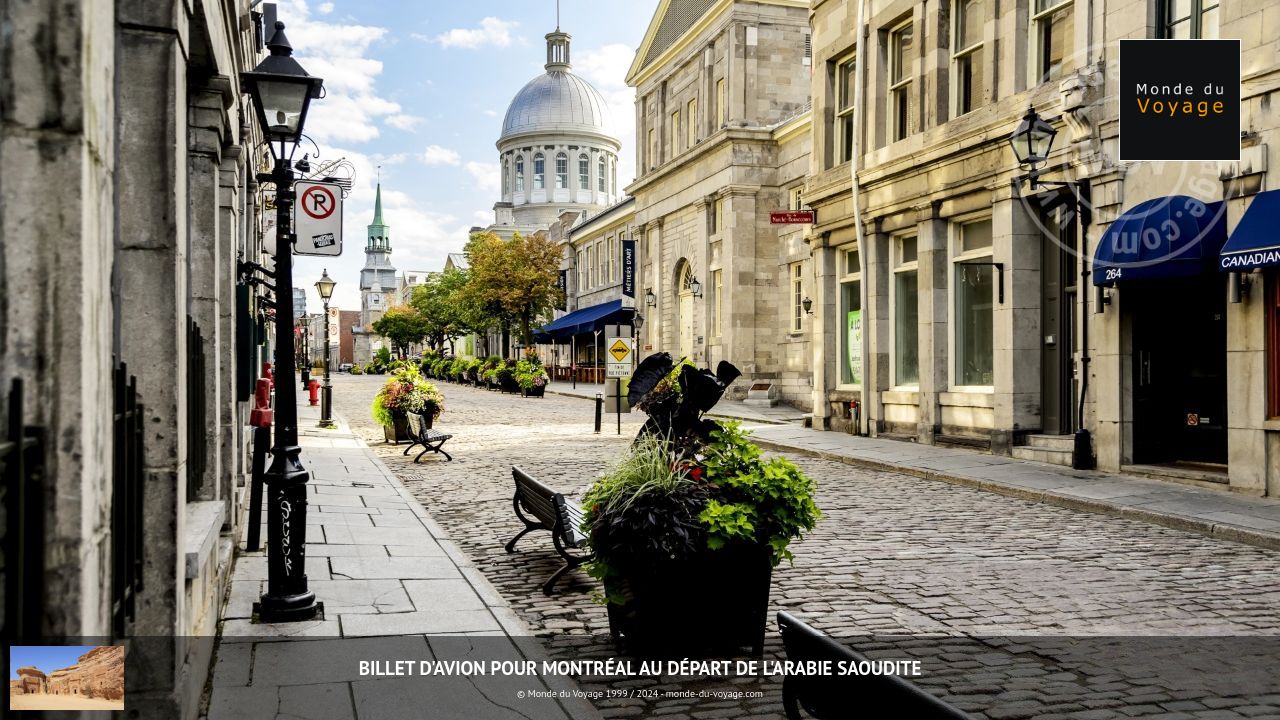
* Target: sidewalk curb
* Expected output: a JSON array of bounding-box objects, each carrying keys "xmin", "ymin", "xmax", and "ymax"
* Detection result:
[{"xmin": 754, "ymin": 439, "xmax": 1280, "ymax": 552}]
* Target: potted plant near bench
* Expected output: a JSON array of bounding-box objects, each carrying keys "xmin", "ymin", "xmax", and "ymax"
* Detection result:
[
  {"xmin": 498, "ymin": 359, "xmax": 521, "ymax": 394},
  {"xmin": 581, "ymin": 353, "xmax": 820, "ymax": 657},
  {"xmin": 514, "ymin": 356, "xmax": 549, "ymax": 397},
  {"xmin": 372, "ymin": 365, "xmax": 446, "ymax": 443}
]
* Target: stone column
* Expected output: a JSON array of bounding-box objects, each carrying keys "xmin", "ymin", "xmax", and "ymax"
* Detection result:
[
  {"xmin": 916, "ymin": 215, "xmax": 949, "ymax": 445},
  {"xmin": 991, "ymin": 193, "xmax": 1043, "ymax": 454},
  {"xmin": 0, "ymin": 0, "xmax": 116, "ymax": 638},
  {"xmin": 811, "ymin": 234, "xmax": 837, "ymax": 429},
  {"xmin": 865, "ymin": 227, "xmax": 891, "ymax": 434},
  {"xmin": 220, "ymin": 146, "xmax": 244, "ymax": 508},
  {"xmin": 726, "ymin": 192, "xmax": 760, "ymax": 378},
  {"xmin": 114, "ymin": 1, "xmax": 187, "ymax": 712}
]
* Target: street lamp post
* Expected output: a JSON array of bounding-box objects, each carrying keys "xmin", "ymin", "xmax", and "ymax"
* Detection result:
[
  {"xmin": 243, "ymin": 20, "xmax": 326, "ymax": 622},
  {"xmin": 1008, "ymin": 105, "xmax": 1095, "ymax": 471},
  {"xmin": 316, "ymin": 269, "xmax": 336, "ymax": 429}
]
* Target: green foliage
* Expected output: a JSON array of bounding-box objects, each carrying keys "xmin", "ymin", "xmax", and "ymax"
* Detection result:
[
  {"xmin": 449, "ymin": 356, "xmax": 469, "ymax": 378},
  {"xmin": 350, "ymin": 364, "xmax": 364, "ymax": 375},
  {"xmin": 375, "ymin": 347, "xmax": 392, "ymax": 365},
  {"xmin": 464, "ymin": 231, "xmax": 563, "ymax": 346},
  {"xmin": 513, "ymin": 358, "xmax": 548, "ymax": 390},
  {"xmin": 371, "ymin": 308, "xmax": 428, "ymax": 358},
  {"xmin": 371, "ymin": 365, "xmax": 445, "ymax": 426}
]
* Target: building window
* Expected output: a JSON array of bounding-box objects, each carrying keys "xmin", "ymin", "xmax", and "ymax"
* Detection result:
[
  {"xmin": 596, "ymin": 241, "xmax": 606, "ymax": 286},
  {"xmin": 597, "ymin": 155, "xmax": 606, "ymax": 192},
  {"xmin": 555, "ymin": 152, "xmax": 568, "ymax": 190},
  {"xmin": 671, "ymin": 110, "xmax": 681, "ymax": 155},
  {"xmin": 515, "ymin": 156, "xmax": 525, "ymax": 192},
  {"xmin": 791, "ymin": 262, "xmax": 804, "ymax": 332},
  {"xmin": 789, "ymin": 186, "xmax": 804, "ymax": 211},
  {"xmin": 889, "ymin": 20, "xmax": 914, "ymax": 141},
  {"xmin": 1033, "ymin": 0, "xmax": 1073, "ymax": 83},
  {"xmin": 648, "ymin": 128, "xmax": 657, "ymax": 168},
  {"xmin": 578, "ymin": 248, "xmax": 587, "ymax": 291},
  {"xmin": 839, "ymin": 247, "xmax": 862, "ymax": 385},
  {"xmin": 534, "ymin": 153, "xmax": 545, "ymax": 189},
  {"xmin": 710, "ymin": 197, "xmax": 726, "ymax": 234},
  {"xmin": 893, "ymin": 236, "xmax": 919, "ymax": 386},
  {"xmin": 687, "ymin": 98, "xmax": 698, "ymax": 147},
  {"xmin": 712, "ymin": 269, "xmax": 723, "ymax": 336},
  {"xmin": 502, "ymin": 160, "xmax": 510, "ymax": 195},
  {"xmin": 611, "ymin": 159, "xmax": 617, "ymax": 194},
  {"xmin": 585, "ymin": 245, "xmax": 594, "ymax": 289},
  {"xmin": 716, "ymin": 78, "xmax": 726, "ymax": 127},
  {"xmin": 1163, "ymin": 0, "xmax": 1219, "ymax": 38},
  {"xmin": 954, "ymin": 219, "xmax": 994, "ymax": 386},
  {"xmin": 578, "ymin": 154, "xmax": 589, "ymax": 190},
  {"xmin": 834, "ymin": 54, "xmax": 856, "ymax": 164},
  {"xmin": 953, "ymin": 0, "xmax": 984, "ymax": 116}
]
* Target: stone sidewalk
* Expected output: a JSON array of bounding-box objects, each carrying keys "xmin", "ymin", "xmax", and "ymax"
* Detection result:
[
  {"xmin": 202, "ymin": 402, "xmax": 601, "ymax": 720},
  {"xmin": 747, "ymin": 424, "xmax": 1280, "ymax": 551}
]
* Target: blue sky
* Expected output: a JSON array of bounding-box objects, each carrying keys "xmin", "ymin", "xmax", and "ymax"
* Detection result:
[
  {"xmin": 281, "ymin": 0, "xmax": 654, "ymax": 311},
  {"xmin": 10, "ymin": 646, "xmax": 100, "ymax": 679}
]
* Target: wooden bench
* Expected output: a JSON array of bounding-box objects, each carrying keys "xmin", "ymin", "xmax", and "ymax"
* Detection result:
[
  {"xmin": 505, "ymin": 466, "xmax": 593, "ymax": 595},
  {"xmin": 777, "ymin": 611, "xmax": 970, "ymax": 719},
  {"xmin": 403, "ymin": 413, "xmax": 452, "ymax": 462}
]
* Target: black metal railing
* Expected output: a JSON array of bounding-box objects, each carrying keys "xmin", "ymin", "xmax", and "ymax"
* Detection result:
[
  {"xmin": 186, "ymin": 318, "xmax": 207, "ymax": 499},
  {"xmin": 3, "ymin": 378, "xmax": 46, "ymax": 640},
  {"xmin": 111, "ymin": 363, "xmax": 145, "ymax": 637}
]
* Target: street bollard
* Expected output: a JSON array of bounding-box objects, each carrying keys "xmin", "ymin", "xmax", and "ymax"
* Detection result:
[
  {"xmin": 300, "ymin": 366, "xmax": 311, "ymax": 391},
  {"xmin": 594, "ymin": 392, "xmax": 603, "ymax": 434}
]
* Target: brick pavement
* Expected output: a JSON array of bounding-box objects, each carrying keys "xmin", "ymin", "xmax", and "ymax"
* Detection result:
[{"xmin": 332, "ymin": 374, "xmax": 1280, "ymax": 720}]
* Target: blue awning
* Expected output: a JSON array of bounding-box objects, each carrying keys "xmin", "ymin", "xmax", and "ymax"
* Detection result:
[
  {"xmin": 1092, "ymin": 196, "xmax": 1227, "ymax": 286},
  {"xmin": 533, "ymin": 299, "xmax": 630, "ymax": 343},
  {"xmin": 1220, "ymin": 189, "xmax": 1280, "ymax": 271}
]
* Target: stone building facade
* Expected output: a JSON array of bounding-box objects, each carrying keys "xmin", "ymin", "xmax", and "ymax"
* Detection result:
[
  {"xmin": 805, "ymin": 0, "xmax": 1280, "ymax": 496},
  {"xmin": 0, "ymin": 1, "xmax": 280, "ymax": 717},
  {"xmin": 627, "ymin": 0, "xmax": 814, "ymax": 407}
]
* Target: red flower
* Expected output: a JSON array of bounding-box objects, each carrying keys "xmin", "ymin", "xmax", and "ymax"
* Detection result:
[{"xmin": 690, "ymin": 466, "xmax": 703, "ymax": 481}]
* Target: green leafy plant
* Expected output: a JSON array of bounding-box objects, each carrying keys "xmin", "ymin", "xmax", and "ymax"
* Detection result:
[
  {"xmin": 514, "ymin": 357, "xmax": 549, "ymax": 390},
  {"xmin": 371, "ymin": 366, "xmax": 445, "ymax": 426}
]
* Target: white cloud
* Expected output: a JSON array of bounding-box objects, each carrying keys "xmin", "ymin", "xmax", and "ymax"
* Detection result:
[
  {"xmin": 465, "ymin": 161, "xmax": 500, "ymax": 193},
  {"xmin": 483, "ymin": 109, "xmax": 498, "ymax": 117},
  {"xmin": 386, "ymin": 114, "xmax": 424, "ymax": 131},
  {"xmin": 575, "ymin": 43, "xmax": 638, "ymax": 189},
  {"xmin": 433, "ymin": 17, "xmax": 517, "ymax": 50},
  {"xmin": 316, "ymin": 2, "xmax": 334, "ymax": 14},
  {"xmin": 422, "ymin": 145, "xmax": 462, "ymax": 166}
]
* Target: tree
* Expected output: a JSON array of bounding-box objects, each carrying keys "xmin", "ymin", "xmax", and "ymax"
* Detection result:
[
  {"xmin": 371, "ymin": 306, "xmax": 428, "ymax": 358},
  {"xmin": 410, "ymin": 267, "xmax": 482, "ymax": 354},
  {"xmin": 464, "ymin": 230, "xmax": 563, "ymax": 349}
]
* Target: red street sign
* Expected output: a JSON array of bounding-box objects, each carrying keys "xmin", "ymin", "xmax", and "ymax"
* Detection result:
[
  {"xmin": 300, "ymin": 184, "xmax": 337, "ymax": 220},
  {"xmin": 770, "ymin": 211, "xmax": 814, "ymax": 224}
]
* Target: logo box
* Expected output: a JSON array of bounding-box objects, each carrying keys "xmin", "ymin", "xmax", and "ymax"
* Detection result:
[{"xmin": 1119, "ymin": 39, "xmax": 1240, "ymax": 162}]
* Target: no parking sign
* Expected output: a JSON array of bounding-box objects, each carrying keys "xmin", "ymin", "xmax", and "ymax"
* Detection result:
[{"xmin": 294, "ymin": 181, "xmax": 343, "ymax": 256}]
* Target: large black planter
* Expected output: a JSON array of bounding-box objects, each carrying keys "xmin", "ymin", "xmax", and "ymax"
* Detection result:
[
  {"xmin": 521, "ymin": 384, "xmax": 546, "ymax": 398},
  {"xmin": 383, "ymin": 412, "xmax": 411, "ymax": 444},
  {"xmin": 604, "ymin": 542, "xmax": 772, "ymax": 657}
]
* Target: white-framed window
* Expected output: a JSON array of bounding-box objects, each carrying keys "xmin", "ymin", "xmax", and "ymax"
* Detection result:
[
  {"xmin": 716, "ymin": 78, "xmax": 726, "ymax": 127},
  {"xmin": 888, "ymin": 20, "xmax": 914, "ymax": 141},
  {"xmin": 671, "ymin": 110, "xmax": 681, "ymax": 155},
  {"xmin": 1163, "ymin": 0, "xmax": 1219, "ymax": 38},
  {"xmin": 597, "ymin": 155, "xmax": 606, "ymax": 191},
  {"xmin": 788, "ymin": 186, "xmax": 804, "ymax": 211},
  {"xmin": 687, "ymin": 97, "xmax": 698, "ymax": 147},
  {"xmin": 515, "ymin": 156, "xmax": 525, "ymax": 192},
  {"xmin": 578, "ymin": 154, "xmax": 589, "ymax": 190},
  {"xmin": 952, "ymin": 0, "xmax": 984, "ymax": 116},
  {"xmin": 839, "ymin": 246, "xmax": 862, "ymax": 386},
  {"xmin": 578, "ymin": 248, "xmax": 587, "ymax": 291},
  {"xmin": 596, "ymin": 241, "xmax": 605, "ymax": 286},
  {"xmin": 586, "ymin": 245, "xmax": 595, "ymax": 289},
  {"xmin": 791, "ymin": 262, "xmax": 804, "ymax": 332},
  {"xmin": 834, "ymin": 53, "xmax": 856, "ymax": 164},
  {"xmin": 709, "ymin": 196, "xmax": 726, "ymax": 235},
  {"xmin": 555, "ymin": 152, "xmax": 568, "ymax": 190},
  {"xmin": 611, "ymin": 159, "xmax": 617, "ymax": 194},
  {"xmin": 712, "ymin": 269, "xmax": 723, "ymax": 337},
  {"xmin": 533, "ymin": 153, "xmax": 545, "ymax": 190},
  {"xmin": 892, "ymin": 235, "xmax": 919, "ymax": 386},
  {"xmin": 952, "ymin": 218, "xmax": 994, "ymax": 387},
  {"xmin": 1032, "ymin": 0, "xmax": 1073, "ymax": 84}
]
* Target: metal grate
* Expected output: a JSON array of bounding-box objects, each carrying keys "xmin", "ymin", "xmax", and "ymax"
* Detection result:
[
  {"xmin": 111, "ymin": 362, "xmax": 146, "ymax": 637},
  {"xmin": 2, "ymin": 378, "xmax": 46, "ymax": 640}
]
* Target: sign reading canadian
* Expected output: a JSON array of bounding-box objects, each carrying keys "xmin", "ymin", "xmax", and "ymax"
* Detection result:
[
  {"xmin": 770, "ymin": 210, "xmax": 815, "ymax": 224},
  {"xmin": 294, "ymin": 181, "xmax": 344, "ymax": 256}
]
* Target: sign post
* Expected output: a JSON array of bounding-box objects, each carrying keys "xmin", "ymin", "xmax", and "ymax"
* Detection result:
[
  {"xmin": 293, "ymin": 180, "xmax": 344, "ymax": 256},
  {"xmin": 605, "ymin": 324, "xmax": 634, "ymax": 435}
]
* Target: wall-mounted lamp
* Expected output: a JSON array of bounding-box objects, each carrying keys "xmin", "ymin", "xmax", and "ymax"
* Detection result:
[
  {"xmin": 802, "ymin": 297, "xmax": 814, "ymax": 314},
  {"xmin": 1229, "ymin": 271, "xmax": 1252, "ymax": 304},
  {"xmin": 645, "ymin": 288, "xmax": 657, "ymax": 307},
  {"xmin": 1093, "ymin": 285, "xmax": 1112, "ymax": 314},
  {"xmin": 689, "ymin": 277, "xmax": 703, "ymax": 298}
]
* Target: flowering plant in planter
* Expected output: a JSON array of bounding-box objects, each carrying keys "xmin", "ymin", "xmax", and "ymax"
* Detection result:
[
  {"xmin": 580, "ymin": 353, "xmax": 820, "ymax": 655},
  {"xmin": 513, "ymin": 358, "xmax": 549, "ymax": 391},
  {"xmin": 371, "ymin": 366, "xmax": 445, "ymax": 427}
]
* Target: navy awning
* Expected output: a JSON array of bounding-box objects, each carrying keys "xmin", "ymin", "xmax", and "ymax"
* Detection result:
[
  {"xmin": 533, "ymin": 299, "xmax": 631, "ymax": 343},
  {"xmin": 1092, "ymin": 196, "xmax": 1227, "ymax": 286},
  {"xmin": 1220, "ymin": 189, "xmax": 1280, "ymax": 271}
]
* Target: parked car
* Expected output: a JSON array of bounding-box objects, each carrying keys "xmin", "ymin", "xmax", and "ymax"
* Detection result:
[{"xmin": 339, "ymin": 363, "xmax": 353, "ymax": 372}]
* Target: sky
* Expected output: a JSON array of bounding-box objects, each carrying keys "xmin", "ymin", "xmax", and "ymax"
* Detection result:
[
  {"xmin": 278, "ymin": 0, "xmax": 655, "ymax": 312},
  {"xmin": 10, "ymin": 646, "xmax": 100, "ymax": 679}
]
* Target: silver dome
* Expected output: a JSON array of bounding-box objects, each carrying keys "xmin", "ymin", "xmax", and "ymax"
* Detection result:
[{"xmin": 499, "ymin": 71, "xmax": 617, "ymax": 144}]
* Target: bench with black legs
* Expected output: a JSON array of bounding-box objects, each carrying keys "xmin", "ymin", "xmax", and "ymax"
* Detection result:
[
  {"xmin": 505, "ymin": 466, "xmax": 593, "ymax": 595},
  {"xmin": 777, "ymin": 611, "xmax": 970, "ymax": 720},
  {"xmin": 403, "ymin": 413, "xmax": 452, "ymax": 462}
]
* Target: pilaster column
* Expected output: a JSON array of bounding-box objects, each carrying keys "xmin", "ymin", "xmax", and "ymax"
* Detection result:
[
  {"xmin": 991, "ymin": 194, "xmax": 1043, "ymax": 453},
  {"xmin": 188, "ymin": 86, "xmax": 224, "ymax": 502},
  {"xmin": 917, "ymin": 215, "xmax": 949, "ymax": 444}
]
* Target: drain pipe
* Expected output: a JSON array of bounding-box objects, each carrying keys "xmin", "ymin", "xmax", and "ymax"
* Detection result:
[
  {"xmin": 851, "ymin": 0, "xmax": 870, "ymax": 436},
  {"xmin": 1074, "ymin": 180, "xmax": 1096, "ymax": 469}
]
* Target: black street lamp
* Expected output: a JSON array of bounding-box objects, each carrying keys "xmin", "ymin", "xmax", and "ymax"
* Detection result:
[
  {"xmin": 1008, "ymin": 106, "xmax": 1095, "ymax": 471},
  {"xmin": 315, "ymin": 269, "xmax": 336, "ymax": 429},
  {"xmin": 243, "ymin": 21, "xmax": 325, "ymax": 623}
]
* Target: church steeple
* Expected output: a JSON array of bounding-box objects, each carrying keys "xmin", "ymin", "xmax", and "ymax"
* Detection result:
[{"xmin": 366, "ymin": 182, "xmax": 390, "ymax": 252}]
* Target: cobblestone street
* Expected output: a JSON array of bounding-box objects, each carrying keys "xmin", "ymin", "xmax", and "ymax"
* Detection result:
[{"xmin": 333, "ymin": 374, "xmax": 1280, "ymax": 720}]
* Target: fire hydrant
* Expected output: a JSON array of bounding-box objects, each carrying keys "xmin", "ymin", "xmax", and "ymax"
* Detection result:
[{"xmin": 308, "ymin": 379, "xmax": 320, "ymax": 406}]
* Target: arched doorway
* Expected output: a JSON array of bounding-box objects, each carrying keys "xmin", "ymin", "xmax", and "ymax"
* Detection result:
[{"xmin": 674, "ymin": 260, "xmax": 695, "ymax": 361}]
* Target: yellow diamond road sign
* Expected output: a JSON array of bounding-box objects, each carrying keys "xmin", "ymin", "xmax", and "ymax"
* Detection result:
[{"xmin": 609, "ymin": 339, "xmax": 631, "ymax": 362}]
